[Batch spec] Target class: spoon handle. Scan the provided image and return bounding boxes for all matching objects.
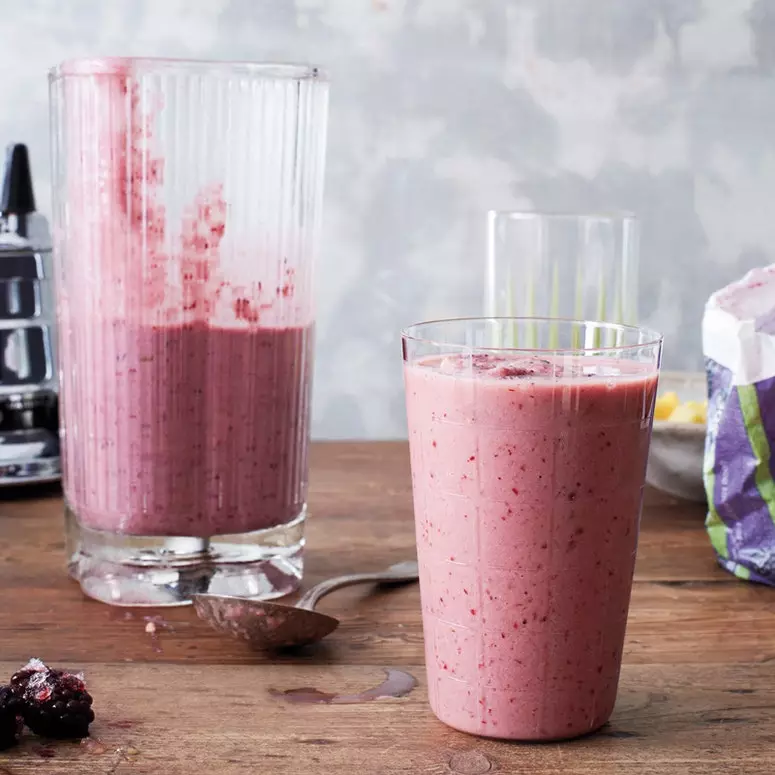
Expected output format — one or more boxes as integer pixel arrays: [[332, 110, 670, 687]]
[[296, 562, 418, 611]]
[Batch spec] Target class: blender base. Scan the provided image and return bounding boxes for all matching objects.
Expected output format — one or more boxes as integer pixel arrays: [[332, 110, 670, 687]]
[[65, 505, 305, 607]]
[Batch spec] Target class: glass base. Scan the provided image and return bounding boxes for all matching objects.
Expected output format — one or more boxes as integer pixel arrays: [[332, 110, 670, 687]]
[[65, 504, 305, 607]]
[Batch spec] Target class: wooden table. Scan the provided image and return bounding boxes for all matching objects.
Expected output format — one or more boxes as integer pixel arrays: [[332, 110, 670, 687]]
[[0, 441, 772, 774]]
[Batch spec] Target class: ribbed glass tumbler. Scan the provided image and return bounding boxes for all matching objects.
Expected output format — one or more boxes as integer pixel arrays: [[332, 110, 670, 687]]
[[50, 58, 328, 606]]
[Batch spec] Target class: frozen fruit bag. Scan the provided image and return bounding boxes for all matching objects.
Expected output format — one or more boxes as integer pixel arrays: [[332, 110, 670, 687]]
[[702, 264, 775, 583]]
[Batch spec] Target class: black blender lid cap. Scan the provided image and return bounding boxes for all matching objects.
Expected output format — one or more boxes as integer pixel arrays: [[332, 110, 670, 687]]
[[1, 143, 35, 215]]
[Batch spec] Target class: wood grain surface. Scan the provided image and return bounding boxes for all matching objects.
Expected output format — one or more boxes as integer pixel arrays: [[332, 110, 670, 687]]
[[0, 441, 771, 774]]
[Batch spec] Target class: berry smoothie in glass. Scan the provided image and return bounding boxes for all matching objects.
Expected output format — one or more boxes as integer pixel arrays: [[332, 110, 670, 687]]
[[403, 318, 662, 740], [50, 58, 328, 606]]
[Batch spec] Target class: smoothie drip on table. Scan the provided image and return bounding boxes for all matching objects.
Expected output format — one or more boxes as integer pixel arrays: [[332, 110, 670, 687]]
[[58, 60, 312, 537], [405, 352, 658, 740]]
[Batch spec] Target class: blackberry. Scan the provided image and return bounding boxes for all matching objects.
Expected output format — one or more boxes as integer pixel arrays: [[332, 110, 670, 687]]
[[0, 686, 23, 750], [10, 659, 95, 739]]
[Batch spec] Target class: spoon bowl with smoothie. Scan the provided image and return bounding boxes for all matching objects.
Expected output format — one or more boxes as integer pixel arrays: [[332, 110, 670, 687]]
[[193, 560, 419, 650]]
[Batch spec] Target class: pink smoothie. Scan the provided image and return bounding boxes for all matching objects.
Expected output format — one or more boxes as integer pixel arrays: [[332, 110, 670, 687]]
[[405, 353, 658, 740], [63, 322, 313, 536]]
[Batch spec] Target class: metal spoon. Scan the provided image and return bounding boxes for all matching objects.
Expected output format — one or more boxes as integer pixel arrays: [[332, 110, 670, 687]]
[[192, 560, 419, 650]]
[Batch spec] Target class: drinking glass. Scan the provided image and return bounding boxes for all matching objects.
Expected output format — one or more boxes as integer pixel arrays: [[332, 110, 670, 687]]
[[50, 58, 328, 606], [486, 212, 639, 325], [403, 317, 662, 739]]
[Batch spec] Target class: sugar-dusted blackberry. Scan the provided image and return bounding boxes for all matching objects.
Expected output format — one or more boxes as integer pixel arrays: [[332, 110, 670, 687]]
[[0, 685, 23, 750], [10, 659, 95, 739]]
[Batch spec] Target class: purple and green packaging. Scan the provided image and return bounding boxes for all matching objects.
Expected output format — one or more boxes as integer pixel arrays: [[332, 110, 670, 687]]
[[703, 265, 775, 583]]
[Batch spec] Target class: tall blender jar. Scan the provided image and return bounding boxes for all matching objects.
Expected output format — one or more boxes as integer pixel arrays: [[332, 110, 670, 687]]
[[50, 58, 328, 606]]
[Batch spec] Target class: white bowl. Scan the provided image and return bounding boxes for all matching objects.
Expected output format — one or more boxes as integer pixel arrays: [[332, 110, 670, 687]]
[[646, 370, 707, 503]]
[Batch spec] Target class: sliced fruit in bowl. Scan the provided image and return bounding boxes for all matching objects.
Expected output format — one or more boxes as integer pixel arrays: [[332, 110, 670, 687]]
[[655, 391, 707, 424], [647, 372, 707, 503]]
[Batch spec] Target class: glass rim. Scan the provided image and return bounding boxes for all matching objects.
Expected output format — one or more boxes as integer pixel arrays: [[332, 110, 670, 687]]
[[401, 316, 663, 354], [487, 209, 637, 223], [49, 57, 326, 82]]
